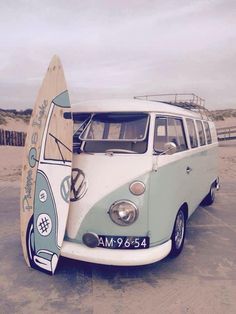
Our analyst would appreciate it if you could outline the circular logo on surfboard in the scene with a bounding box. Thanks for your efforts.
[39,189,47,202]
[37,214,52,236]
[28,147,37,168]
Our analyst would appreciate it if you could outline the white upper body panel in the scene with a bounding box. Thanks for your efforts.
[71,98,207,120]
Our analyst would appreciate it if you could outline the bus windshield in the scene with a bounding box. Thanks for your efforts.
[80,113,149,154]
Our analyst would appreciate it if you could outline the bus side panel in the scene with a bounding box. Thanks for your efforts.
[186,144,218,217]
[148,145,218,246]
[148,155,191,246]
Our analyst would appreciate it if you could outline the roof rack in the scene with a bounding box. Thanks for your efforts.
[134,93,211,120]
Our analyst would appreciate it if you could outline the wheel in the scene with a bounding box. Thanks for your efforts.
[169,208,186,258]
[201,183,216,206]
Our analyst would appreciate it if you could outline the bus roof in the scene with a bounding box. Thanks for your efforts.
[71,99,209,120]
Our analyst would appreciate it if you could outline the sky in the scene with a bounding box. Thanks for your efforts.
[0,0,236,110]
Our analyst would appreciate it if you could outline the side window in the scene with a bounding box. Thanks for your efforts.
[154,117,187,153]
[203,121,212,144]
[168,118,187,151]
[186,119,198,148]
[154,117,168,152]
[196,120,206,146]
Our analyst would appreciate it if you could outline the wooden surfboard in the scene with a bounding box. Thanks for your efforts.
[20,55,73,274]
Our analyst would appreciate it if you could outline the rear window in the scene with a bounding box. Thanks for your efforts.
[186,119,198,148]
[203,121,212,144]
[154,117,187,153]
[196,120,206,146]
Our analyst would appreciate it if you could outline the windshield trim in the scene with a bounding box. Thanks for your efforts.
[73,114,92,136]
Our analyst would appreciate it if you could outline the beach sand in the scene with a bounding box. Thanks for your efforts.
[0,117,27,183]
[0,146,24,182]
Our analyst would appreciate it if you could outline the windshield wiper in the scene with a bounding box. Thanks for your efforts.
[105,149,138,155]
[49,133,72,163]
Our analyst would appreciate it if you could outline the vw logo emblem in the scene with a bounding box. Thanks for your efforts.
[70,168,88,202]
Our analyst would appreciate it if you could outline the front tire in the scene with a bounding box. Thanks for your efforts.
[169,208,186,258]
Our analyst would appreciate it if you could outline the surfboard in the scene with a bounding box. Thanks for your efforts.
[20,55,73,275]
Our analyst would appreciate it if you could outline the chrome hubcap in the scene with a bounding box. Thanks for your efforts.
[175,211,185,249]
[211,187,215,201]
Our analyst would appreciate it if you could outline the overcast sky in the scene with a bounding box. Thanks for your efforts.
[0,0,235,110]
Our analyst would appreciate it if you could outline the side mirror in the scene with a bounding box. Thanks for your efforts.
[163,142,177,155]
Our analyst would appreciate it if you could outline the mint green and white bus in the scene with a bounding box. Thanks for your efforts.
[61,94,219,266]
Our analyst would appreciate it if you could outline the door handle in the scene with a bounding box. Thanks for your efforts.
[186,166,192,174]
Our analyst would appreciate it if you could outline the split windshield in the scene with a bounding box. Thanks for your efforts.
[74,113,149,154]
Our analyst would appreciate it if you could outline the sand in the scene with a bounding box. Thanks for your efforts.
[0,117,27,183]
[0,146,24,182]
[214,117,236,129]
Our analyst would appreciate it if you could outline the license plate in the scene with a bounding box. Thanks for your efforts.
[98,235,149,249]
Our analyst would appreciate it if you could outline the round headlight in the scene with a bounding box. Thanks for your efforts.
[109,200,138,226]
[129,181,146,195]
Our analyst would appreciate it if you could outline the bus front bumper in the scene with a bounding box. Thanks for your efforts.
[61,240,172,266]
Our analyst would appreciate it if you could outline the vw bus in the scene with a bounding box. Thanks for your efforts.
[61,94,219,266]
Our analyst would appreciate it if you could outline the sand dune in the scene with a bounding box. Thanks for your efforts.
[0,115,28,132]
[214,117,236,128]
